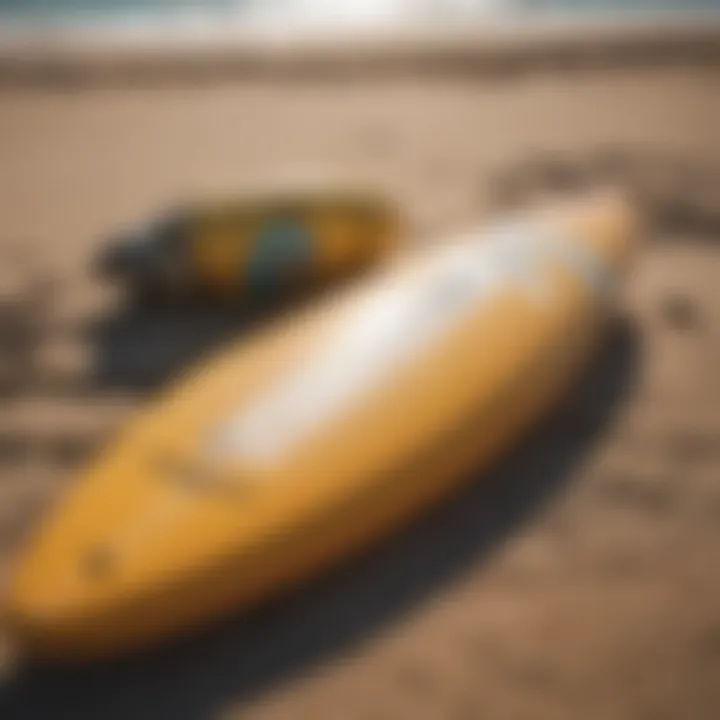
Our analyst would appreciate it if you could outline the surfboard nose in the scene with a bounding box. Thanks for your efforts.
[3,540,123,659]
[4,578,85,660]
[2,481,248,660]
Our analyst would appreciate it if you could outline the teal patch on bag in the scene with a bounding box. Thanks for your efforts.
[246,217,313,298]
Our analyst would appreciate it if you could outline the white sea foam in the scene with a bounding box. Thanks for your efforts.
[0,1,715,47]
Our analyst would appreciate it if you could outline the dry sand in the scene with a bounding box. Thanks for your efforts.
[0,26,718,719]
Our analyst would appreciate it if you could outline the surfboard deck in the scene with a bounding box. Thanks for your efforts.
[4,192,638,660]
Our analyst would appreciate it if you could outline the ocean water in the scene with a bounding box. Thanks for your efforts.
[0,0,717,32]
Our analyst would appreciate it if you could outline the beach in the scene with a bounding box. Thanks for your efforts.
[0,20,719,719]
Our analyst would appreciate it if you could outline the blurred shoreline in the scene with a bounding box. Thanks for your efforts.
[0,14,719,86]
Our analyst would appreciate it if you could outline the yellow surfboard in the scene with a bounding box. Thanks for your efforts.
[98,182,400,306]
[4,192,638,660]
